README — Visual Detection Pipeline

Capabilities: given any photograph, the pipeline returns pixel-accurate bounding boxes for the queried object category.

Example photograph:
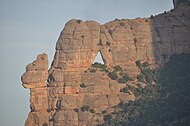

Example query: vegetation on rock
[102,110,107,114]
[99,54,190,126]
[114,65,122,71]
[76,20,82,24]
[89,109,95,113]
[117,78,126,84]
[106,41,110,46]
[92,62,106,69]
[120,87,129,93]
[103,114,112,122]
[106,65,133,84]
[90,69,97,73]
[81,105,90,112]
[80,83,87,88]
[107,71,118,80]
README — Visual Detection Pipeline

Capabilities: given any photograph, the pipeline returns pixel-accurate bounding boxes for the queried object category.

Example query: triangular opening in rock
[93,51,104,64]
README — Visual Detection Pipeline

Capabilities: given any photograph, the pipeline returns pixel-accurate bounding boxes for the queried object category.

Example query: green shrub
[118,78,126,84]
[92,62,106,69]
[136,60,157,83]
[142,61,150,68]
[127,85,135,91]
[150,15,154,19]
[123,73,132,82]
[120,87,129,93]
[100,69,109,73]
[118,101,126,109]
[102,110,107,114]
[140,68,158,84]
[108,29,113,36]
[107,72,118,80]
[114,65,122,71]
[89,109,95,113]
[76,20,81,24]
[80,83,87,88]
[81,105,90,112]
[135,60,141,67]
[90,69,97,73]
[103,114,112,122]
[137,74,145,82]
[106,41,110,46]
[131,87,144,97]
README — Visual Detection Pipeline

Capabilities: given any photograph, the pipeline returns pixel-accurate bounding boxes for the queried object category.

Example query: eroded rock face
[22,2,190,126]
[22,54,48,88]
[21,54,51,126]
[173,0,190,8]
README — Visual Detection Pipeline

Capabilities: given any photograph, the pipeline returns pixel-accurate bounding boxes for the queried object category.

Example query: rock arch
[93,51,105,64]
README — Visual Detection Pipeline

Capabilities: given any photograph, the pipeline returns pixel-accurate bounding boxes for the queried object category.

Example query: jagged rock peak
[22,53,48,89]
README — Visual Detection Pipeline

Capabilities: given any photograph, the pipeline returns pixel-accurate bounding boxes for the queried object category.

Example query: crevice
[133,38,138,52]
[129,24,138,54]
[154,26,162,44]
[108,29,114,40]
[106,25,120,41]
[72,27,77,38]
[171,27,176,54]
[81,35,85,46]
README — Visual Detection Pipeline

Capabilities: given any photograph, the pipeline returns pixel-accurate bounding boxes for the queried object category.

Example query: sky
[0,0,173,126]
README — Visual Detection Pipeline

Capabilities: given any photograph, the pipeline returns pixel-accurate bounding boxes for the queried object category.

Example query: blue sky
[0,0,173,125]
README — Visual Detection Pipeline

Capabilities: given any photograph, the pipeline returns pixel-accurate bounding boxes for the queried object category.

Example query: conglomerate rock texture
[21,2,190,126]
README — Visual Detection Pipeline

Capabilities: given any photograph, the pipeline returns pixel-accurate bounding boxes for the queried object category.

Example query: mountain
[21,1,190,126]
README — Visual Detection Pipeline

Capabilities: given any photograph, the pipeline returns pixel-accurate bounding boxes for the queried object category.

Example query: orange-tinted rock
[22,53,48,88]
[22,2,190,126]
[21,54,50,125]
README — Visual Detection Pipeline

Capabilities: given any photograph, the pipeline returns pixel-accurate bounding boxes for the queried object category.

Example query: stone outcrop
[21,54,51,126]
[21,1,190,126]
[173,0,190,8]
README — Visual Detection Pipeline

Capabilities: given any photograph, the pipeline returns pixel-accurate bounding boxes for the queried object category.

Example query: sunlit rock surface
[21,2,190,126]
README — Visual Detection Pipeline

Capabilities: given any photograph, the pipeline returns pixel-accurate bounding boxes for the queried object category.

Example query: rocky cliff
[173,0,190,8]
[21,2,190,126]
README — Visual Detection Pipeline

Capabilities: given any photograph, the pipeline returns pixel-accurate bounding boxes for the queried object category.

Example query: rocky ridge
[21,2,190,126]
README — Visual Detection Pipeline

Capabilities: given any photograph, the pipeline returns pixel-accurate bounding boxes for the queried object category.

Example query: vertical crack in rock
[171,27,176,54]
[130,23,138,53]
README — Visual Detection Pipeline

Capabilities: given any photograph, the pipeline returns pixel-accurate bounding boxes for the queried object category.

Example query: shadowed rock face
[21,2,190,126]
[173,0,190,8]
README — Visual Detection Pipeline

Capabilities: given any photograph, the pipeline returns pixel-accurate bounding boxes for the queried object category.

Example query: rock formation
[21,1,190,126]
[173,0,190,8]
